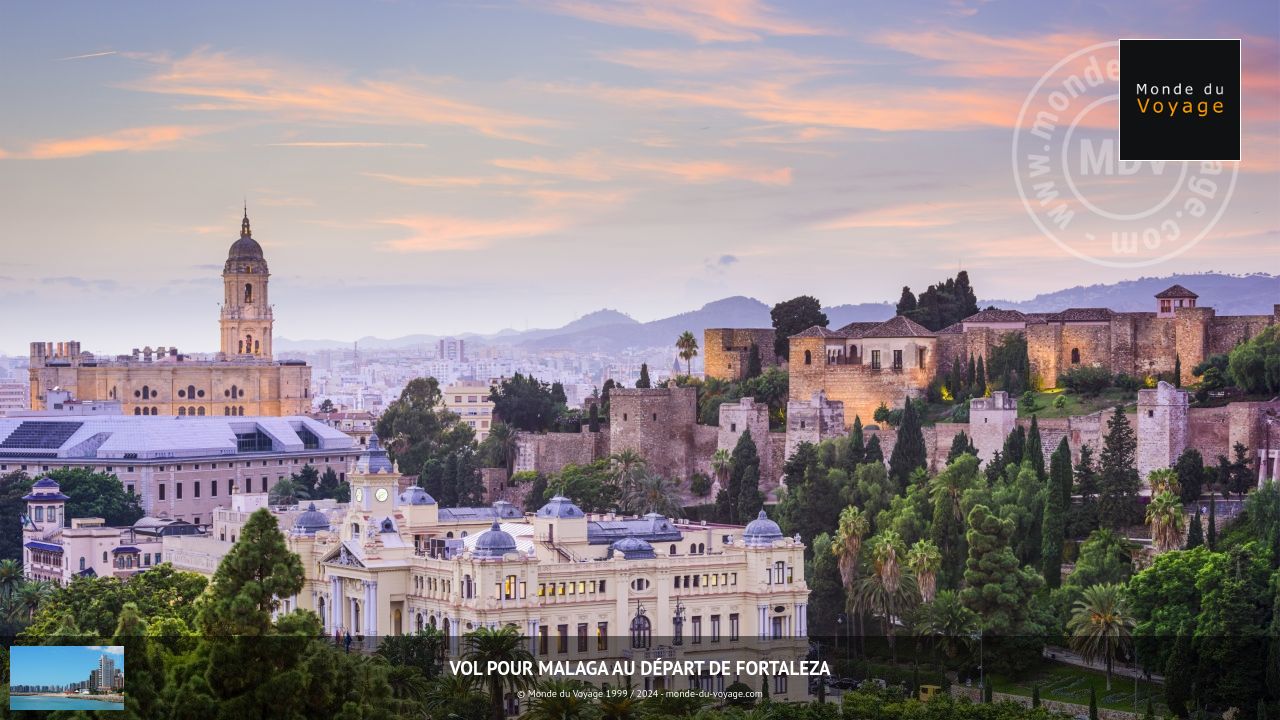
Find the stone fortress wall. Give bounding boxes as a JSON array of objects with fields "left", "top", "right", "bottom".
[{"left": 703, "top": 328, "right": 778, "bottom": 382}]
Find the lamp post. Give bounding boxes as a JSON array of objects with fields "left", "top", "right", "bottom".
[{"left": 836, "top": 613, "right": 846, "bottom": 660}]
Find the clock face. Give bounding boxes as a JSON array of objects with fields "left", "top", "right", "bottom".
[
  {"left": 355, "top": 488, "right": 364, "bottom": 502},
  {"left": 375, "top": 488, "right": 389, "bottom": 502}
]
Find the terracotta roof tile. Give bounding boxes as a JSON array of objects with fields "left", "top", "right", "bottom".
[
  {"left": 1155, "top": 284, "right": 1198, "bottom": 299},
  {"left": 862, "top": 315, "right": 936, "bottom": 338}
]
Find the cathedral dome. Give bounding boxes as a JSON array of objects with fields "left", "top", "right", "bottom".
[
  {"left": 742, "top": 510, "right": 783, "bottom": 547},
  {"left": 225, "top": 209, "right": 267, "bottom": 269}
]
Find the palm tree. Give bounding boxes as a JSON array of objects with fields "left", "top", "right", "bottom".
[
  {"left": 9, "top": 580, "right": 54, "bottom": 622},
  {"left": 1145, "top": 490, "right": 1186, "bottom": 553},
  {"left": 524, "top": 678, "right": 594, "bottom": 720},
  {"left": 0, "top": 559, "right": 22, "bottom": 600},
  {"left": 676, "top": 331, "right": 699, "bottom": 376},
  {"left": 609, "top": 449, "right": 647, "bottom": 493},
  {"left": 851, "top": 530, "right": 919, "bottom": 658},
  {"left": 624, "top": 472, "right": 684, "bottom": 517},
  {"left": 832, "top": 506, "right": 868, "bottom": 588},
  {"left": 870, "top": 530, "right": 905, "bottom": 593},
  {"left": 711, "top": 449, "right": 732, "bottom": 493},
  {"left": 1146, "top": 468, "right": 1181, "bottom": 497},
  {"left": 423, "top": 673, "right": 486, "bottom": 717},
  {"left": 462, "top": 625, "right": 535, "bottom": 720},
  {"left": 1067, "top": 583, "right": 1134, "bottom": 691},
  {"left": 906, "top": 539, "right": 942, "bottom": 603},
  {"left": 486, "top": 421, "right": 519, "bottom": 475},
  {"left": 912, "top": 590, "right": 978, "bottom": 661}
]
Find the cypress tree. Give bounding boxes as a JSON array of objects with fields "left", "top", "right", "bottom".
[
  {"left": 1185, "top": 509, "right": 1203, "bottom": 548},
  {"left": 951, "top": 356, "right": 964, "bottom": 398},
  {"left": 889, "top": 398, "right": 927, "bottom": 491},
  {"left": 1041, "top": 437, "right": 1071, "bottom": 588},
  {"left": 947, "top": 431, "right": 977, "bottom": 464},
  {"left": 847, "top": 416, "right": 866, "bottom": 469},
  {"left": 865, "top": 434, "right": 884, "bottom": 464},
  {"left": 738, "top": 465, "right": 763, "bottom": 521},
  {"left": 1207, "top": 495, "right": 1217, "bottom": 549},
  {"left": 985, "top": 450, "right": 1005, "bottom": 485},
  {"left": 1174, "top": 356, "right": 1182, "bottom": 388},
  {"left": 1025, "top": 415, "right": 1045, "bottom": 480},
  {"left": 1003, "top": 426, "right": 1026, "bottom": 471},
  {"left": 967, "top": 354, "right": 976, "bottom": 390},
  {"left": 1088, "top": 688, "right": 1098, "bottom": 720},
  {"left": 728, "top": 429, "right": 760, "bottom": 523},
  {"left": 588, "top": 403, "right": 600, "bottom": 432},
  {"left": 975, "top": 356, "right": 987, "bottom": 396},
  {"left": 746, "top": 343, "right": 763, "bottom": 379},
  {"left": 636, "top": 363, "right": 651, "bottom": 389},
  {"left": 1097, "top": 406, "right": 1140, "bottom": 530}
]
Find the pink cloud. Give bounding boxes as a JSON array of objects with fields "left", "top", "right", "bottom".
[
  {"left": 362, "top": 172, "right": 550, "bottom": 188},
  {"left": 379, "top": 214, "right": 570, "bottom": 252},
  {"left": 124, "top": 49, "right": 552, "bottom": 143},
  {"left": 541, "top": 0, "right": 835, "bottom": 43},
  {"left": 15, "top": 125, "right": 207, "bottom": 159},
  {"left": 492, "top": 150, "right": 792, "bottom": 185}
]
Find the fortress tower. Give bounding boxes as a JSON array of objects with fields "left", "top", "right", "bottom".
[{"left": 1137, "top": 380, "right": 1189, "bottom": 489}]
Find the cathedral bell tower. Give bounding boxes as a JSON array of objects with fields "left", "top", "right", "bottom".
[{"left": 220, "top": 206, "right": 274, "bottom": 358}]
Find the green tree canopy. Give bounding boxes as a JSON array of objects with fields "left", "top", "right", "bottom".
[{"left": 770, "top": 295, "right": 828, "bottom": 359}]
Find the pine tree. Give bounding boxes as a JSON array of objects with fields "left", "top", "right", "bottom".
[
  {"left": 1041, "top": 437, "right": 1071, "bottom": 588},
  {"left": 897, "top": 286, "right": 918, "bottom": 314},
  {"left": 961, "top": 505, "right": 1042, "bottom": 637},
  {"left": 1185, "top": 509, "right": 1203, "bottom": 548},
  {"left": 1025, "top": 415, "right": 1045, "bottom": 480},
  {"left": 746, "top": 343, "right": 763, "bottom": 379},
  {"left": 636, "top": 363, "right": 651, "bottom": 389},
  {"left": 1097, "top": 406, "right": 1140, "bottom": 530},
  {"left": 865, "top": 434, "right": 884, "bottom": 464},
  {"left": 889, "top": 398, "right": 927, "bottom": 491}
]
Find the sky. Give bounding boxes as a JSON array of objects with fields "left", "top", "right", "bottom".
[
  {"left": 0, "top": 0, "right": 1277, "bottom": 355},
  {"left": 10, "top": 645, "right": 124, "bottom": 686}
]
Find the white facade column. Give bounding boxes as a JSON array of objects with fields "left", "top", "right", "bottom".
[
  {"left": 330, "top": 577, "right": 341, "bottom": 632},
  {"left": 449, "top": 615, "right": 460, "bottom": 656}
]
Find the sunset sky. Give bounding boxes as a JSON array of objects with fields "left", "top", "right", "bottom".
[{"left": 1, "top": 0, "right": 1277, "bottom": 354}]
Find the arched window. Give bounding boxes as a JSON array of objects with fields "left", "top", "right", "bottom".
[
  {"left": 254, "top": 339, "right": 260, "bottom": 354},
  {"left": 238, "top": 340, "right": 244, "bottom": 353},
  {"left": 463, "top": 574, "right": 474, "bottom": 599},
  {"left": 178, "top": 407, "right": 186, "bottom": 416},
  {"left": 142, "top": 385, "right": 151, "bottom": 399},
  {"left": 79, "top": 557, "right": 86, "bottom": 571},
  {"left": 416, "top": 614, "right": 423, "bottom": 633},
  {"left": 197, "top": 407, "right": 205, "bottom": 416},
  {"left": 34, "top": 506, "right": 43, "bottom": 522},
  {"left": 189, "top": 406, "right": 196, "bottom": 416},
  {"left": 134, "top": 407, "right": 142, "bottom": 416},
  {"left": 698, "top": 543, "right": 705, "bottom": 554},
  {"left": 803, "top": 350, "right": 812, "bottom": 365},
  {"left": 102, "top": 551, "right": 108, "bottom": 563},
  {"left": 630, "top": 613, "right": 652, "bottom": 649},
  {"left": 670, "top": 544, "right": 677, "bottom": 556},
  {"left": 244, "top": 283, "right": 253, "bottom": 303},
  {"left": 1071, "top": 348, "right": 1081, "bottom": 364},
  {"left": 245, "top": 334, "right": 254, "bottom": 354},
  {"left": 188, "top": 385, "right": 196, "bottom": 400}
]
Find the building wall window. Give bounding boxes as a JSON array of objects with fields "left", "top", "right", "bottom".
[
  {"left": 1071, "top": 348, "right": 1081, "bottom": 364},
  {"left": 803, "top": 350, "right": 812, "bottom": 365}
]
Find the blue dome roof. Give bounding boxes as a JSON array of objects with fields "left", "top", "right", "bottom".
[
  {"left": 474, "top": 520, "right": 518, "bottom": 559},
  {"left": 610, "top": 536, "right": 656, "bottom": 560},
  {"left": 537, "top": 496, "right": 584, "bottom": 519},
  {"left": 399, "top": 487, "right": 436, "bottom": 505},
  {"left": 743, "top": 510, "right": 783, "bottom": 547},
  {"left": 33, "top": 477, "right": 60, "bottom": 488},
  {"left": 354, "top": 433, "right": 395, "bottom": 474},
  {"left": 292, "top": 503, "right": 330, "bottom": 534}
]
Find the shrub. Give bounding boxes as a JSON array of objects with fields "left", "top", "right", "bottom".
[
  {"left": 690, "top": 473, "right": 712, "bottom": 497},
  {"left": 1058, "top": 365, "right": 1113, "bottom": 396},
  {"left": 1053, "top": 395, "right": 1067, "bottom": 410},
  {"left": 1113, "top": 373, "right": 1142, "bottom": 392}
]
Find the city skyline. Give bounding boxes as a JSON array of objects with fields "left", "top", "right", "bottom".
[
  {"left": 10, "top": 646, "right": 124, "bottom": 688},
  {"left": 1, "top": 1, "right": 1277, "bottom": 355}
]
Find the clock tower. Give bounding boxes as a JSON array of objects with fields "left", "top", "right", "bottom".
[
  {"left": 220, "top": 206, "right": 274, "bottom": 358},
  {"left": 345, "top": 434, "right": 400, "bottom": 540}
]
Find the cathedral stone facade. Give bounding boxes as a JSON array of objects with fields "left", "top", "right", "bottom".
[{"left": 27, "top": 210, "right": 312, "bottom": 417}]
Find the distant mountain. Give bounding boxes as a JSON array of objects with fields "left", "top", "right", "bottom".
[
  {"left": 984, "top": 273, "right": 1279, "bottom": 315},
  {"left": 275, "top": 273, "right": 1277, "bottom": 353}
]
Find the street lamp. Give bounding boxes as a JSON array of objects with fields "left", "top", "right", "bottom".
[
  {"left": 672, "top": 597, "right": 685, "bottom": 646},
  {"left": 836, "top": 614, "right": 846, "bottom": 659}
]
